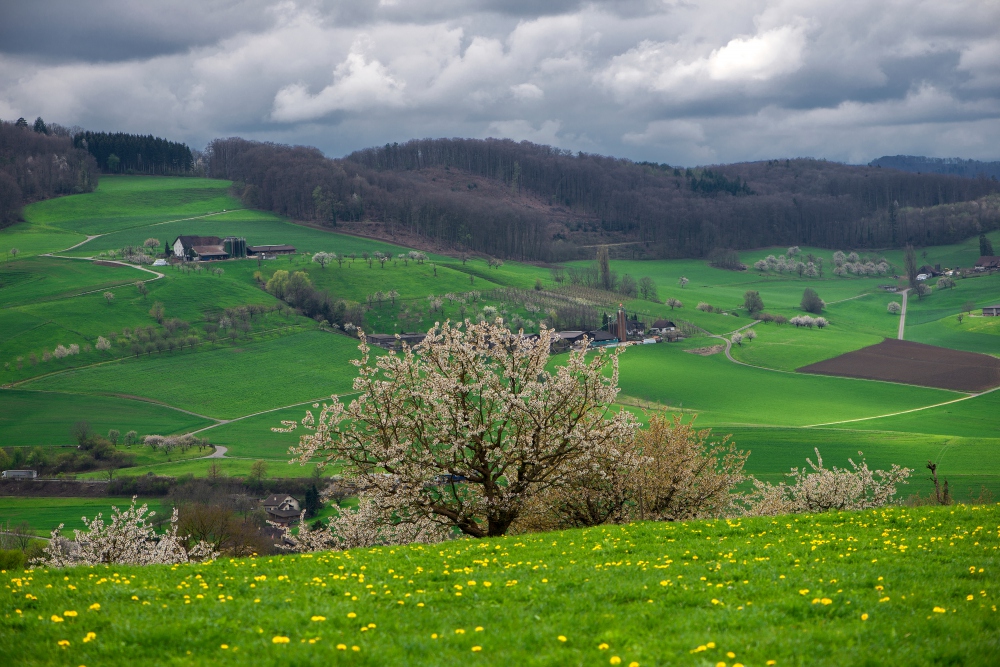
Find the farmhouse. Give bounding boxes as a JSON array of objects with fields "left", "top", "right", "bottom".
[
  {"left": 173, "top": 235, "right": 221, "bottom": 258},
  {"left": 190, "top": 245, "right": 228, "bottom": 261},
  {"left": 586, "top": 330, "right": 618, "bottom": 346},
  {"left": 983, "top": 305, "right": 1000, "bottom": 316},
  {"left": 651, "top": 319, "right": 677, "bottom": 334},
  {"left": 263, "top": 494, "right": 301, "bottom": 526},
  {"left": 976, "top": 256, "right": 1000, "bottom": 271}
]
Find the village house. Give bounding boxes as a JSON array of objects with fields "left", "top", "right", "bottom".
[
  {"left": 983, "top": 305, "right": 1000, "bottom": 316},
  {"left": 262, "top": 493, "right": 301, "bottom": 526},
  {"left": 975, "top": 256, "right": 1000, "bottom": 271},
  {"left": 172, "top": 235, "right": 222, "bottom": 258},
  {"left": 650, "top": 319, "right": 677, "bottom": 334}
]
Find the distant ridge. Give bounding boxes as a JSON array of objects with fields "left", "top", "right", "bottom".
[{"left": 871, "top": 155, "right": 1000, "bottom": 180}]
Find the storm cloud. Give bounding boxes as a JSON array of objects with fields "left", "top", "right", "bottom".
[{"left": 1, "top": 0, "right": 997, "bottom": 165}]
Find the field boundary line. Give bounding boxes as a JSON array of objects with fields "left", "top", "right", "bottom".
[
  {"left": 0, "top": 387, "right": 221, "bottom": 422},
  {"left": 803, "top": 385, "right": 999, "bottom": 428},
  {"left": 190, "top": 392, "right": 363, "bottom": 435}
]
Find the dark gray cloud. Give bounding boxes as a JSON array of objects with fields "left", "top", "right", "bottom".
[{"left": 1, "top": 0, "right": 997, "bottom": 166}]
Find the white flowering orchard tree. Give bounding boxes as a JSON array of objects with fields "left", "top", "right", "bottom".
[{"left": 278, "top": 320, "right": 636, "bottom": 538}]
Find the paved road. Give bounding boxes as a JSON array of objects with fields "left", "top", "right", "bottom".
[
  {"left": 897, "top": 289, "right": 909, "bottom": 340},
  {"left": 203, "top": 446, "right": 228, "bottom": 459}
]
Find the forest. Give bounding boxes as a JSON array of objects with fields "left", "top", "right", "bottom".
[
  {"left": 207, "top": 137, "right": 1000, "bottom": 261},
  {"left": 0, "top": 118, "right": 99, "bottom": 226},
  {"left": 74, "top": 131, "right": 194, "bottom": 175}
]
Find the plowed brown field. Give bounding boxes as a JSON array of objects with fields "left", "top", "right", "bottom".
[{"left": 798, "top": 339, "right": 1000, "bottom": 392}]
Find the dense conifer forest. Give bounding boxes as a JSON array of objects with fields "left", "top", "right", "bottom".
[
  {"left": 0, "top": 119, "right": 99, "bottom": 226},
  {"left": 208, "top": 137, "right": 1000, "bottom": 261},
  {"left": 74, "top": 131, "right": 193, "bottom": 175}
]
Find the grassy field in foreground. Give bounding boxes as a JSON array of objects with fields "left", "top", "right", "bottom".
[
  {"left": 1, "top": 504, "right": 997, "bottom": 666},
  {"left": 0, "top": 497, "right": 166, "bottom": 535}
]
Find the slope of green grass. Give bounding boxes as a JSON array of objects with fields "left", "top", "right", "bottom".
[
  {"left": 0, "top": 389, "right": 212, "bottom": 447},
  {"left": 2, "top": 504, "right": 997, "bottom": 666},
  {"left": 907, "top": 312, "right": 1000, "bottom": 356},
  {"left": 23, "top": 331, "right": 363, "bottom": 420},
  {"left": 24, "top": 176, "right": 241, "bottom": 235},
  {"left": 0, "top": 497, "right": 166, "bottom": 535},
  {"left": 728, "top": 323, "right": 885, "bottom": 371},
  {"left": 0, "top": 257, "right": 141, "bottom": 308},
  {"left": 825, "top": 387, "right": 1000, "bottom": 438},
  {"left": 614, "top": 343, "right": 959, "bottom": 427},
  {"left": 904, "top": 274, "right": 1000, "bottom": 327}
]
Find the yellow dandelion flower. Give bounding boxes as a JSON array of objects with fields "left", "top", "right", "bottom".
[
  {"left": 456, "top": 629, "right": 466, "bottom": 635},
  {"left": 598, "top": 643, "right": 610, "bottom": 650},
  {"left": 220, "top": 644, "right": 229, "bottom": 650},
  {"left": 821, "top": 598, "right": 833, "bottom": 605},
  {"left": 272, "top": 636, "right": 290, "bottom": 644},
  {"left": 767, "top": 662, "right": 777, "bottom": 666},
  {"left": 483, "top": 582, "right": 492, "bottom": 587},
  {"left": 64, "top": 610, "right": 78, "bottom": 617},
  {"left": 472, "top": 646, "right": 482, "bottom": 652},
  {"left": 933, "top": 607, "right": 946, "bottom": 614},
  {"left": 431, "top": 634, "right": 439, "bottom": 639},
  {"left": 558, "top": 635, "right": 567, "bottom": 642},
  {"left": 83, "top": 632, "right": 96, "bottom": 643},
  {"left": 51, "top": 615, "right": 64, "bottom": 623},
  {"left": 629, "top": 663, "right": 639, "bottom": 667},
  {"left": 861, "top": 613, "right": 869, "bottom": 621},
  {"left": 57, "top": 640, "right": 70, "bottom": 648},
  {"left": 610, "top": 657, "right": 622, "bottom": 665},
  {"left": 311, "top": 615, "right": 326, "bottom": 622},
  {"left": 352, "top": 646, "right": 360, "bottom": 652},
  {"left": 336, "top": 643, "right": 347, "bottom": 650},
  {"left": 475, "top": 627, "right": 483, "bottom": 632},
  {"left": 798, "top": 589, "right": 809, "bottom": 595},
  {"left": 967, "top": 595, "right": 974, "bottom": 601},
  {"left": 727, "top": 652, "right": 736, "bottom": 658},
  {"left": 715, "top": 663, "right": 725, "bottom": 667},
  {"left": 706, "top": 642, "right": 716, "bottom": 649}
]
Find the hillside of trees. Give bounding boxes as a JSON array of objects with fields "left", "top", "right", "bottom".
[
  {"left": 0, "top": 118, "right": 99, "bottom": 227},
  {"left": 208, "top": 137, "right": 1000, "bottom": 261},
  {"left": 871, "top": 155, "right": 1000, "bottom": 180},
  {"left": 74, "top": 131, "right": 194, "bottom": 175}
]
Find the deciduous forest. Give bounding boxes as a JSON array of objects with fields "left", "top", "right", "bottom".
[{"left": 208, "top": 137, "right": 1000, "bottom": 261}]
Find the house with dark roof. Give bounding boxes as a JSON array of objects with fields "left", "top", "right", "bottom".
[
  {"left": 263, "top": 494, "right": 301, "bottom": 526},
  {"left": 651, "top": 319, "right": 677, "bottom": 334},
  {"left": 191, "top": 245, "right": 229, "bottom": 261},
  {"left": 172, "top": 235, "right": 222, "bottom": 258},
  {"left": 984, "top": 305, "right": 1000, "bottom": 316},
  {"left": 975, "top": 256, "right": 1000, "bottom": 271},
  {"left": 585, "top": 330, "right": 618, "bottom": 345}
]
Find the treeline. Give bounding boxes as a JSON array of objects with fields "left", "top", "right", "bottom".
[
  {"left": 74, "top": 131, "right": 194, "bottom": 174},
  {"left": 208, "top": 137, "right": 1000, "bottom": 261},
  {"left": 871, "top": 155, "right": 1000, "bottom": 180},
  {"left": 0, "top": 119, "right": 99, "bottom": 226}
]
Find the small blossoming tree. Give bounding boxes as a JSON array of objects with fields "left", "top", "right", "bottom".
[{"left": 277, "top": 320, "right": 636, "bottom": 538}]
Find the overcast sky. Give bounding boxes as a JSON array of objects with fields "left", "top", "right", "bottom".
[{"left": 1, "top": 0, "right": 998, "bottom": 166}]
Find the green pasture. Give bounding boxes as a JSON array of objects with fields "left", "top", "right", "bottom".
[
  {"left": 23, "top": 331, "right": 363, "bottom": 420},
  {"left": 196, "top": 405, "right": 321, "bottom": 460},
  {"left": 0, "top": 497, "right": 167, "bottom": 535},
  {"left": 0, "top": 222, "right": 85, "bottom": 260},
  {"left": 0, "top": 257, "right": 141, "bottom": 308},
  {"left": 825, "top": 387, "right": 1000, "bottom": 438},
  {"left": 614, "top": 343, "right": 959, "bottom": 427},
  {"left": 904, "top": 273, "right": 1000, "bottom": 327},
  {"left": 728, "top": 322, "right": 885, "bottom": 371},
  {"left": 907, "top": 314, "right": 1000, "bottom": 356},
  {"left": 0, "top": 389, "right": 211, "bottom": 447},
  {"left": 23, "top": 176, "right": 241, "bottom": 236},
  {"left": 2, "top": 505, "right": 997, "bottom": 666}
]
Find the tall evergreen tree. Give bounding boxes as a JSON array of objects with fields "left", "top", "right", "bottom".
[{"left": 980, "top": 233, "right": 995, "bottom": 257}]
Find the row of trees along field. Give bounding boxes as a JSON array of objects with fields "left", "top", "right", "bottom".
[
  {"left": 74, "top": 131, "right": 194, "bottom": 175},
  {"left": 0, "top": 118, "right": 99, "bottom": 226},
  {"left": 207, "top": 137, "right": 1000, "bottom": 261}
]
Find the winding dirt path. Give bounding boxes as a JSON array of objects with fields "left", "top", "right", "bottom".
[{"left": 897, "top": 288, "right": 909, "bottom": 340}]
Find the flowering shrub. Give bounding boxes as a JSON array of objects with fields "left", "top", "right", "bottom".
[
  {"left": 741, "top": 449, "right": 911, "bottom": 516},
  {"left": 35, "top": 497, "right": 218, "bottom": 567}
]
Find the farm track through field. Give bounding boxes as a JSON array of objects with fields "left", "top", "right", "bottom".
[
  {"left": 898, "top": 288, "right": 909, "bottom": 340},
  {"left": 190, "top": 392, "right": 363, "bottom": 435},
  {"left": 802, "top": 384, "right": 1000, "bottom": 428}
]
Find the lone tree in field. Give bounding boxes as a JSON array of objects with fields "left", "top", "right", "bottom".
[
  {"left": 103, "top": 291, "right": 115, "bottom": 305},
  {"left": 801, "top": 288, "right": 825, "bottom": 314},
  {"left": 743, "top": 290, "right": 764, "bottom": 314},
  {"left": 278, "top": 320, "right": 636, "bottom": 538},
  {"left": 143, "top": 238, "right": 161, "bottom": 254},
  {"left": 8, "top": 247, "right": 17, "bottom": 262},
  {"left": 135, "top": 281, "right": 148, "bottom": 298},
  {"left": 638, "top": 276, "right": 657, "bottom": 301},
  {"left": 887, "top": 301, "right": 901, "bottom": 314},
  {"left": 312, "top": 252, "right": 334, "bottom": 269},
  {"left": 678, "top": 276, "right": 689, "bottom": 288}
]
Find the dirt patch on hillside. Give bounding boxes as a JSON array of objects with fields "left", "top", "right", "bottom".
[
  {"left": 798, "top": 339, "right": 1000, "bottom": 392},
  {"left": 686, "top": 345, "right": 725, "bottom": 356}
]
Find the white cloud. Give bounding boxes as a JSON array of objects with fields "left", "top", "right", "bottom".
[
  {"left": 271, "top": 39, "right": 406, "bottom": 122},
  {"left": 0, "top": 0, "right": 996, "bottom": 166}
]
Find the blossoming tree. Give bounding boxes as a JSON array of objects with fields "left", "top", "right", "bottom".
[{"left": 277, "top": 320, "right": 636, "bottom": 538}]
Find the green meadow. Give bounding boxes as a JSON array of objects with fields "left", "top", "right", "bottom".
[
  {"left": 1, "top": 504, "right": 997, "bottom": 666},
  {"left": 1, "top": 174, "right": 1000, "bottom": 527},
  {"left": 0, "top": 497, "right": 166, "bottom": 534}
]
